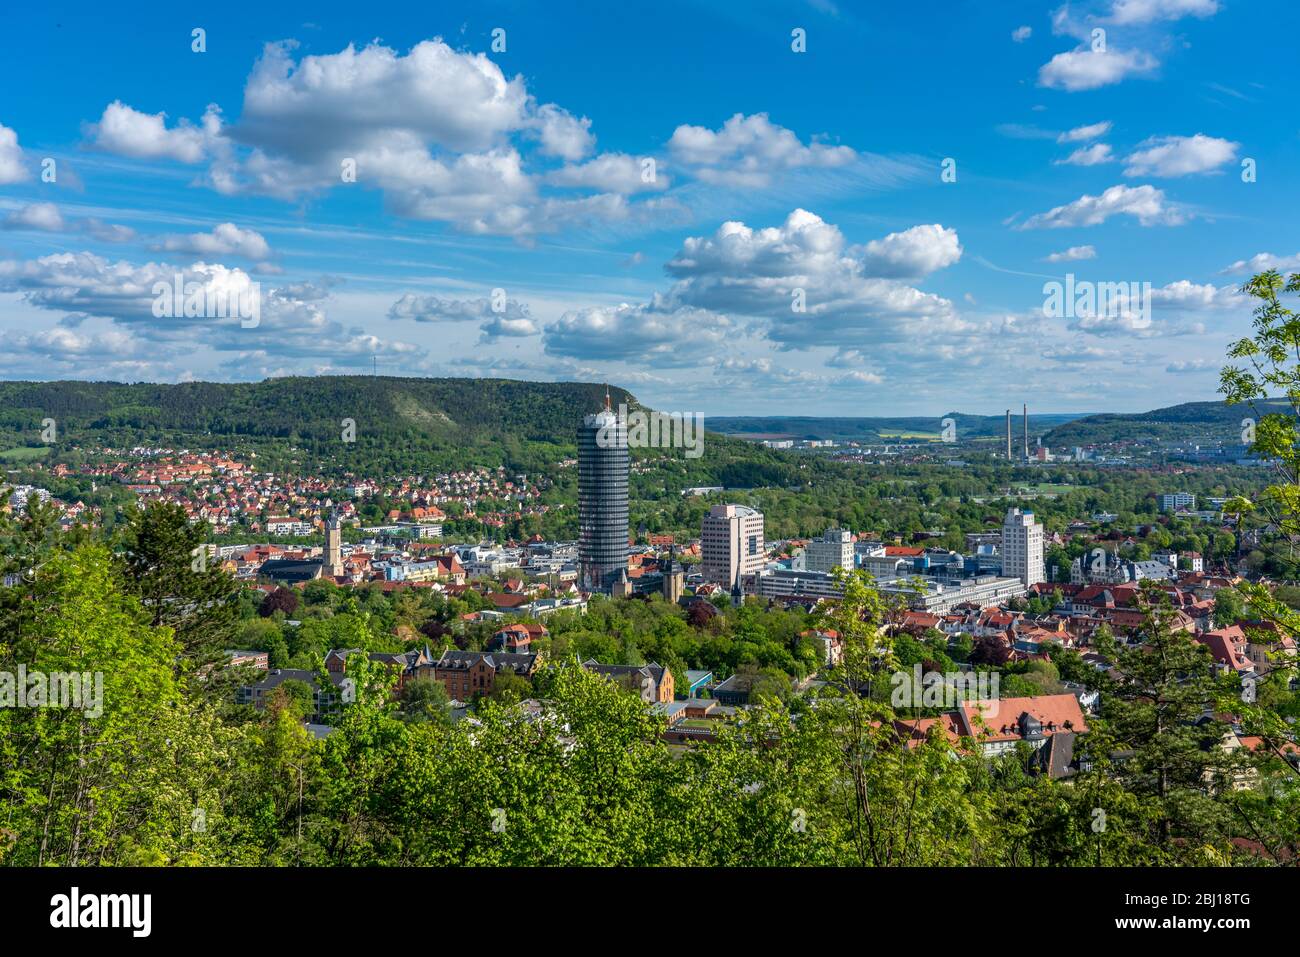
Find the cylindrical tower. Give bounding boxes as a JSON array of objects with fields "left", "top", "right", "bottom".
[{"left": 577, "top": 399, "right": 629, "bottom": 592}]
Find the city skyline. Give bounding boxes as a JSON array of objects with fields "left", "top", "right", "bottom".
[{"left": 0, "top": 0, "right": 1296, "bottom": 415}]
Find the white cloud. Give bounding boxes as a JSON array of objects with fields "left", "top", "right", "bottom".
[
  {"left": 1058, "top": 121, "right": 1112, "bottom": 143},
  {"left": 1222, "top": 252, "right": 1300, "bottom": 275},
  {"left": 0, "top": 251, "right": 422, "bottom": 363},
  {"left": 546, "top": 210, "right": 966, "bottom": 361},
  {"left": 81, "top": 219, "right": 136, "bottom": 243},
  {"left": 1165, "top": 358, "right": 1216, "bottom": 373},
  {"left": 1045, "top": 245, "right": 1097, "bottom": 262},
  {"left": 667, "top": 113, "right": 856, "bottom": 187},
  {"left": 387, "top": 293, "right": 539, "bottom": 340},
  {"left": 530, "top": 104, "right": 594, "bottom": 161},
  {"left": 1038, "top": 48, "right": 1158, "bottom": 91},
  {"left": 1122, "top": 133, "right": 1238, "bottom": 177},
  {"left": 856, "top": 224, "right": 963, "bottom": 279},
  {"left": 1065, "top": 278, "right": 1241, "bottom": 340},
  {"left": 101, "top": 39, "right": 660, "bottom": 239},
  {"left": 2, "top": 202, "right": 66, "bottom": 231},
  {"left": 4, "top": 326, "right": 143, "bottom": 361},
  {"left": 0, "top": 123, "right": 29, "bottom": 183},
  {"left": 237, "top": 40, "right": 529, "bottom": 156},
  {"left": 152, "top": 222, "right": 273, "bottom": 260},
  {"left": 548, "top": 153, "right": 668, "bottom": 194},
  {"left": 1020, "top": 184, "right": 1186, "bottom": 228},
  {"left": 1068, "top": 311, "right": 1156, "bottom": 336},
  {"left": 1150, "top": 279, "right": 1244, "bottom": 309},
  {"left": 1055, "top": 143, "right": 1114, "bottom": 166},
  {"left": 1107, "top": 0, "right": 1219, "bottom": 25},
  {"left": 1012, "top": 26, "right": 1033, "bottom": 42},
  {"left": 544, "top": 302, "right": 732, "bottom": 365},
  {"left": 0, "top": 202, "right": 139, "bottom": 241},
  {"left": 86, "top": 100, "right": 219, "bottom": 163}
]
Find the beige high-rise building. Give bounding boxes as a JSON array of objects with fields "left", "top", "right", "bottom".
[
  {"left": 1001, "top": 508, "right": 1044, "bottom": 587},
  {"left": 701, "top": 504, "right": 765, "bottom": 587}
]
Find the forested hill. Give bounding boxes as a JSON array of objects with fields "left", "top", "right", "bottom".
[
  {"left": 0, "top": 377, "right": 793, "bottom": 482},
  {"left": 1040, "top": 398, "right": 1285, "bottom": 448},
  {"left": 0, "top": 377, "right": 630, "bottom": 444}
]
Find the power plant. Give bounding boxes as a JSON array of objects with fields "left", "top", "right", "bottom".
[{"left": 1006, "top": 404, "right": 1032, "bottom": 460}]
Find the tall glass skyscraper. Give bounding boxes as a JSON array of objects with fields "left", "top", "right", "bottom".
[{"left": 577, "top": 395, "right": 629, "bottom": 592}]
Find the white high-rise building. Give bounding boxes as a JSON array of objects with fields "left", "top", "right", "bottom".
[
  {"left": 1001, "top": 508, "right": 1044, "bottom": 587},
  {"left": 701, "top": 504, "right": 765, "bottom": 587},
  {"left": 804, "top": 528, "right": 855, "bottom": 574}
]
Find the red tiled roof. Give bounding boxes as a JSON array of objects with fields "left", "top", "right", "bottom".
[{"left": 960, "top": 694, "right": 1089, "bottom": 742}]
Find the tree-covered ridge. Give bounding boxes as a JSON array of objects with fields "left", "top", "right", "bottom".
[
  {"left": 1040, "top": 398, "right": 1291, "bottom": 448},
  {"left": 0, "top": 375, "right": 799, "bottom": 481}
]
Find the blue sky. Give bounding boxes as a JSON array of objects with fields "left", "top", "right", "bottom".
[{"left": 0, "top": 0, "right": 1296, "bottom": 416}]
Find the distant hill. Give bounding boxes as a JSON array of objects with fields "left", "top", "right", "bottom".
[
  {"left": 707, "top": 412, "right": 1088, "bottom": 443},
  {"left": 0, "top": 377, "right": 796, "bottom": 484},
  {"left": 1039, "top": 399, "right": 1281, "bottom": 448}
]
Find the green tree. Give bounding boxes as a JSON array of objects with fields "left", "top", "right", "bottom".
[
  {"left": 117, "top": 502, "right": 241, "bottom": 695},
  {"left": 399, "top": 676, "right": 453, "bottom": 725}
]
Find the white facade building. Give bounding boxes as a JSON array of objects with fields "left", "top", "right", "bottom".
[
  {"left": 1001, "top": 508, "right": 1045, "bottom": 587},
  {"left": 804, "top": 528, "right": 855, "bottom": 574}
]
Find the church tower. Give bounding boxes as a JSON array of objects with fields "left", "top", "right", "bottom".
[
  {"left": 662, "top": 544, "right": 684, "bottom": 604},
  {"left": 325, "top": 509, "right": 343, "bottom": 578}
]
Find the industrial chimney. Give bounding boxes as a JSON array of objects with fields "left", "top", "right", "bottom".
[
  {"left": 1023, "top": 403, "right": 1029, "bottom": 460},
  {"left": 1006, "top": 409, "right": 1012, "bottom": 459}
]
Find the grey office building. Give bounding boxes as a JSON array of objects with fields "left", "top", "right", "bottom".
[{"left": 578, "top": 402, "right": 629, "bottom": 592}]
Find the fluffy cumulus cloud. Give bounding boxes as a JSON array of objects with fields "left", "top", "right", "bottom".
[
  {"left": 233, "top": 40, "right": 529, "bottom": 158},
  {"left": 0, "top": 251, "right": 423, "bottom": 368},
  {"left": 1122, "top": 133, "right": 1238, "bottom": 176},
  {"left": 75, "top": 37, "right": 894, "bottom": 242},
  {"left": 1067, "top": 309, "right": 1156, "bottom": 336},
  {"left": 548, "top": 153, "right": 668, "bottom": 194},
  {"left": 82, "top": 40, "right": 645, "bottom": 239},
  {"left": 387, "top": 293, "right": 539, "bottom": 340},
  {"left": 1012, "top": 26, "right": 1033, "bottom": 42},
  {"left": 2, "top": 202, "right": 66, "bottom": 231},
  {"left": 1, "top": 202, "right": 140, "bottom": 242},
  {"left": 530, "top": 103, "right": 595, "bottom": 161},
  {"left": 1038, "top": 48, "right": 1158, "bottom": 91},
  {"left": 1065, "top": 279, "right": 1242, "bottom": 338},
  {"left": 1020, "top": 184, "right": 1186, "bottom": 228},
  {"left": 543, "top": 209, "right": 965, "bottom": 365},
  {"left": 86, "top": 101, "right": 220, "bottom": 163},
  {"left": 152, "top": 222, "right": 273, "bottom": 260},
  {"left": 544, "top": 301, "right": 732, "bottom": 365},
  {"left": 0, "top": 123, "right": 29, "bottom": 183},
  {"left": 855, "top": 224, "right": 963, "bottom": 279},
  {"left": 667, "top": 113, "right": 856, "bottom": 187},
  {"left": 1150, "top": 279, "right": 1244, "bottom": 310}
]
